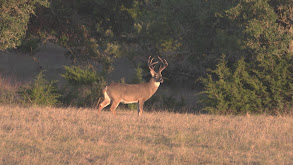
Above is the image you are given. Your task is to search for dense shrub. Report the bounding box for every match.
[200,56,292,115]
[61,66,106,107]
[19,71,60,106]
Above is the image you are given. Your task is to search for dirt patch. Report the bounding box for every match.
[0,42,70,82]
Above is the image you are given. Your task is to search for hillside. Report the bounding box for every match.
[1,106,292,164]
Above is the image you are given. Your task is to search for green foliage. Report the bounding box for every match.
[19,71,60,106]
[0,0,49,50]
[201,56,292,115]
[254,56,293,112]
[61,66,101,86]
[133,64,145,83]
[127,102,138,111]
[24,0,134,72]
[199,0,293,115]
[131,0,240,76]
[201,57,265,114]
[61,66,105,107]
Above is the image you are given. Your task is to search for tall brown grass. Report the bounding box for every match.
[0,76,21,105]
[0,106,292,164]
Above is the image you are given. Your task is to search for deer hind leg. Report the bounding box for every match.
[95,97,101,109]
[110,100,120,116]
[97,88,111,114]
[137,102,140,116]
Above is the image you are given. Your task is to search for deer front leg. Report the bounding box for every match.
[138,100,144,116]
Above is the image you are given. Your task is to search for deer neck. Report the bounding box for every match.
[148,78,160,90]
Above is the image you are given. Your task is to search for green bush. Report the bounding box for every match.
[200,56,293,115]
[133,64,144,83]
[19,71,60,106]
[61,66,105,107]
[200,0,293,115]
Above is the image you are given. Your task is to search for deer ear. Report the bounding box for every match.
[150,69,155,77]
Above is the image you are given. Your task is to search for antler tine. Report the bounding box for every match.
[148,56,158,70]
[157,56,163,63]
[158,56,168,72]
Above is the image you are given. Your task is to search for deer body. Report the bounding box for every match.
[96,56,168,116]
[107,80,160,104]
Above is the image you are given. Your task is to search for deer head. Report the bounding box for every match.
[148,56,168,83]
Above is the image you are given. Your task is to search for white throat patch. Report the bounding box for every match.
[155,82,160,87]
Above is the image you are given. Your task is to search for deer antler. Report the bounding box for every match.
[148,56,158,71]
[158,56,168,73]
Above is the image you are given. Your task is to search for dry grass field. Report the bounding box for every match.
[0,106,292,165]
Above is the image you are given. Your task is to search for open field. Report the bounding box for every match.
[0,106,292,164]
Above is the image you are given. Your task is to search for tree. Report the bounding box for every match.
[1,0,135,72]
[27,0,135,72]
[0,0,49,50]
[201,0,293,114]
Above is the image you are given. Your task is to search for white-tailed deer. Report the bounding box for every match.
[95,56,168,116]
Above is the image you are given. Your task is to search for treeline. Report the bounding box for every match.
[0,0,292,114]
